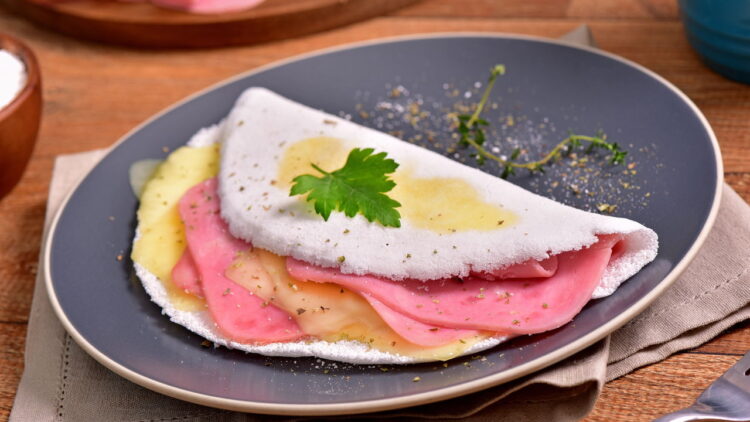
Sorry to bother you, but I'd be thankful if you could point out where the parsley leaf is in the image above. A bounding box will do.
[289,148,402,228]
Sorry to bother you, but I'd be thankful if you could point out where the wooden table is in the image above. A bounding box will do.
[0,0,748,420]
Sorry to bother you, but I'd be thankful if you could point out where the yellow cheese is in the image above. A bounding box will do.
[277,136,516,234]
[131,144,219,311]
[226,249,487,360]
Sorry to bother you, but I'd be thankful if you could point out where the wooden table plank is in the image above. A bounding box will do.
[692,319,750,355]
[396,0,679,20]
[0,323,26,418]
[727,173,750,203]
[588,353,741,421]
[0,0,748,420]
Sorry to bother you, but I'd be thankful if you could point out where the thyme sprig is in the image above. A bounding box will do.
[456,65,627,178]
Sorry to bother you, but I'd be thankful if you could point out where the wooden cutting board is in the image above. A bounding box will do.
[0,0,418,48]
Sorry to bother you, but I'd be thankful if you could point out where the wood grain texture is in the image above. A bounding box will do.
[0,0,748,420]
[588,353,741,421]
[396,0,679,19]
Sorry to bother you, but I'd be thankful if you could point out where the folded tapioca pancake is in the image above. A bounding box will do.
[131,87,658,364]
[219,88,657,296]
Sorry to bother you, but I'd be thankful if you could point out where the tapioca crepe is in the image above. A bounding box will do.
[131,87,658,364]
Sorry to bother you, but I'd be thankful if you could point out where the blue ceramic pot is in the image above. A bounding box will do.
[679,0,750,84]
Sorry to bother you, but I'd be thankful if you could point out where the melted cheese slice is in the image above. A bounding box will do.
[131,144,219,311]
[226,249,487,360]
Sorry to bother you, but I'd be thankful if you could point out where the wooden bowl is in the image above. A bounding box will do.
[0,33,41,199]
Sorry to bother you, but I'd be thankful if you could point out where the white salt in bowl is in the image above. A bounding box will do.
[0,32,41,199]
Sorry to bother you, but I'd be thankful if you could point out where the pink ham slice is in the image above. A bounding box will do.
[174,238,478,348]
[287,235,621,335]
[474,256,558,280]
[174,179,475,348]
[171,250,203,298]
[150,0,265,14]
[178,178,302,344]
[176,243,478,347]
[361,294,481,347]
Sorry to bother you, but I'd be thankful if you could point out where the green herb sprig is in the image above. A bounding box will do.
[457,65,627,178]
[289,148,402,227]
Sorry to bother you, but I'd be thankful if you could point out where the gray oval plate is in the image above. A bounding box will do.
[44,34,721,415]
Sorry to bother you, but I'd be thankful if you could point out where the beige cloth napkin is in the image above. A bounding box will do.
[9,147,750,421]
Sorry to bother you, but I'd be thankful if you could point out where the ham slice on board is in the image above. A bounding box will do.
[122,0,266,14]
[154,0,265,14]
